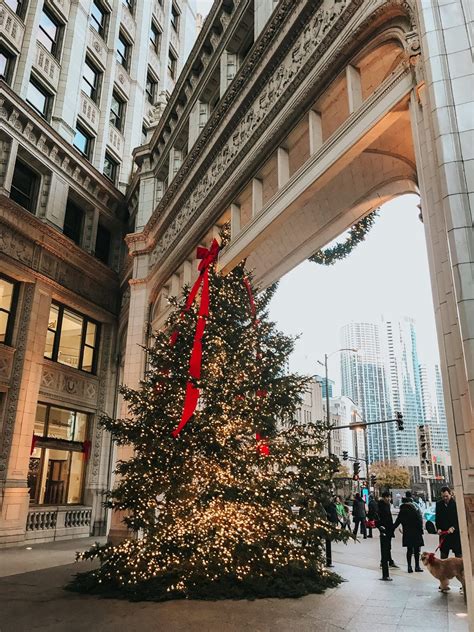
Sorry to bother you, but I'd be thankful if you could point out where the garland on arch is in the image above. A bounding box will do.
[309,210,379,266]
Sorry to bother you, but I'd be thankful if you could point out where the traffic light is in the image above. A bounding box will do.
[352,461,360,480]
[342,450,348,461]
[370,473,377,485]
[396,412,404,431]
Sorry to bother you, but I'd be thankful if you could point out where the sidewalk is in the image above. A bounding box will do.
[0,535,468,632]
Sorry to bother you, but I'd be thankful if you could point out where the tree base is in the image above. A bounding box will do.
[66,565,342,602]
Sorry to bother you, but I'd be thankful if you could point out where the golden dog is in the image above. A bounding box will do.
[420,552,465,595]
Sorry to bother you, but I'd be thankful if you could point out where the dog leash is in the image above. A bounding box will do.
[435,529,450,553]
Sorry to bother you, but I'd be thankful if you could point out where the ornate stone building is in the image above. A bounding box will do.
[118,0,474,614]
[0,0,196,545]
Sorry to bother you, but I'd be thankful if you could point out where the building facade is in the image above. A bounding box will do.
[0,0,196,546]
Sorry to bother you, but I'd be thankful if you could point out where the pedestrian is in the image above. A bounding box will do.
[377,491,395,581]
[435,486,462,559]
[334,495,349,529]
[366,494,378,538]
[324,497,339,567]
[352,492,367,539]
[393,496,424,572]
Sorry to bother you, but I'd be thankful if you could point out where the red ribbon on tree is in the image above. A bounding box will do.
[171,239,220,437]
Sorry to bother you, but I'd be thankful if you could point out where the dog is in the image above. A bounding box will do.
[420,552,465,595]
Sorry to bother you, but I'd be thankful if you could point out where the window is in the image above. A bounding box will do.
[150,21,161,53]
[10,160,39,213]
[82,57,101,104]
[116,31,131,71]
[145,71,157,103]
[110,90,125,132]
[168,48,177,79]
[5,0,25,18]
[0,46,15,84]
[73,123,93,159]
[171,3,180,31]
[44,302,99,372]
[0,275,19,345]
[28,404,89,505]
[94,222,111,264]
[90,0,108,38]
[124,0,134,15]
[141,125,148,144]
[26,76,52,118]
[37,6,62,58]
[63,199,84,245]
[103,153,118,185]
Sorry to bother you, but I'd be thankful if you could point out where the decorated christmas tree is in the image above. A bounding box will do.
[68,237,347,600]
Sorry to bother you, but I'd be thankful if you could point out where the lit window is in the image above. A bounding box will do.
[0,275,19,345]
[150,21,161,53]
[116,31,131,70]
[73,123,94,159]
[26,76,52,118]
[103,153,118,185]
[0,46,15,84]
[28,403,89,505]
[10,160,39,213]
[82,57,101,104]
[90,0,108,38]
[44,302,99,373]
[146,71,157,103]
[63,199,84,245]
[94,222,112,264]
[110,90,126,131]
[37,6,62,58]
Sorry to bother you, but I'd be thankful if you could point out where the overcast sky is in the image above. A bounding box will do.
[196,0,214,16]
[268,194,441,389]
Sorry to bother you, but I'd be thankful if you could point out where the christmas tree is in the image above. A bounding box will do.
[68,238,347,600]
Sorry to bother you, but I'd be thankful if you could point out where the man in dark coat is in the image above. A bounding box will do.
[435,486,462,558]
[324,497,339,567]
[377,491,395,581]
[352,493,367,538]
[393,497,424,572]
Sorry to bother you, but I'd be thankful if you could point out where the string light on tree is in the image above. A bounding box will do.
[68,228,349,601]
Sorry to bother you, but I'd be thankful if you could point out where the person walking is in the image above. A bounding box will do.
[435,486,462,558]
[377,491,395,581]
[334,495,349,529]
[352,493,367,539]
[324,497,339,567]
[393,496,424,572]
[367,494,378,538]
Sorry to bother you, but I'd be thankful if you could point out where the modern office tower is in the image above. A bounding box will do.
[382,316,423,458]
[314,374,335,399]
[0,0,196,547]
[429,364,450,452]
[340,323,394,464]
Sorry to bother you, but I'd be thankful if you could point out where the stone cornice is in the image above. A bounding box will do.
[0,82,126,222]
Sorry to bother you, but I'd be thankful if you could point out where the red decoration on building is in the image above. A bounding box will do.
[82,439,92,462]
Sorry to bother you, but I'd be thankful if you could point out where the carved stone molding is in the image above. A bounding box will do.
[0,284,34,476]
[0,345,15,385]
[39,363,100,409]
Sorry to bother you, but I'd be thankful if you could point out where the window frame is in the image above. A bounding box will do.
[63,198,84,245]
[149,20,161,54]
[0,274,20,346]
[171,3,180,32]
[26,75,53,119]
[82,56,102,104]
[10,159,40,214]
[37,5,63,59]
[102,153,119,185]
[110,90,126,132]
[90,0,108,39]
[0,46,15,84]
[5,0,26,19]
[124,0,135,15]
[94,221,112,264]
[29,402,90,506]
[73,122,94,160]
[145,70,158,104]
[116,30,131,71]
[168,48,177,79]
[45,301,100,374]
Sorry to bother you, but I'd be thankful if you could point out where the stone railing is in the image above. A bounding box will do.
[26,506,92,542]
[108,125,124,159]
[79,91,100,134]
[33,42,61,91]
[0,3,25,52]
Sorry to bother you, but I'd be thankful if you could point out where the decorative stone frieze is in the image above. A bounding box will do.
[33,43,61,92]
[0,345,15,385]
[39,362,99,409]
[79,92,100,134]
[108,126,124,159]
[115,64,131,99]
[0,4,25,53]
[87,27,108,69]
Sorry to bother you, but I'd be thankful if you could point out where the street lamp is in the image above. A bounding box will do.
[317,347,358,456]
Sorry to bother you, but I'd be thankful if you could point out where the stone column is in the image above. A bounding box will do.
[0,281,52,546]
[0,136,18,196]
[108,276,149,544]
[413,0,474,613]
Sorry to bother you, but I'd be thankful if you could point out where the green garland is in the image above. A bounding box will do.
[309,210,379,266]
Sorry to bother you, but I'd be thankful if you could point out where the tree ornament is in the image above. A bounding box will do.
[309,210,378,266]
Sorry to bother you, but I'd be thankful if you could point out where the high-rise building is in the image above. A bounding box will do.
[340,323,394,463]
[314,374,334,399]
[0,0,196,547]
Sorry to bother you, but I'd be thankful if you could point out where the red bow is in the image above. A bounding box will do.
[256,433,270,456]
[171,239,220,437]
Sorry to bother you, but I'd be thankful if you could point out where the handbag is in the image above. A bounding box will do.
[365,519,376,529]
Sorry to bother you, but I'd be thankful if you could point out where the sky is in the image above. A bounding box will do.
[195,1,214,16]
[268,194,441,391]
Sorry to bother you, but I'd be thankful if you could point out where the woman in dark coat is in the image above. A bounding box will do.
[352,493,367,538]
[393,497,424,572]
